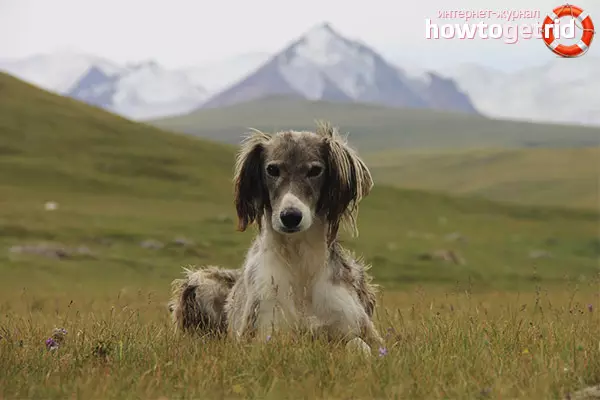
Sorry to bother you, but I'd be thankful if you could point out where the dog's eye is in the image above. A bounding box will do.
[266,164,280,177]
[307,165,323,178]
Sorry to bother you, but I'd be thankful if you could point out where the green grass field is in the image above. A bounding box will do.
[1,73,599,399]
[366,147,600,211]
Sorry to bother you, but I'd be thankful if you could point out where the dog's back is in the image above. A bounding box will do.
[169,266,241,335]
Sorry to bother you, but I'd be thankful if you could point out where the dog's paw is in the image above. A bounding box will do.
[345,337,372,357]
[306,316,324,335]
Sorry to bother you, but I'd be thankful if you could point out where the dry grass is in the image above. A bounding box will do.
[1,285,598,399]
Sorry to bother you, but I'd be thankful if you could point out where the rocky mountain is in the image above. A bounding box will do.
[202,23,477,114]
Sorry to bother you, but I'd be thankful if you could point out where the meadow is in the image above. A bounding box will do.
[152,96,600,210]
[0,73,599,399]
[365,147,600,210]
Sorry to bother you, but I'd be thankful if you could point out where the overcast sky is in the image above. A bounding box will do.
[1,0,599,72]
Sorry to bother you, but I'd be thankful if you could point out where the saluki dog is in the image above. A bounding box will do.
[169,121,382,353]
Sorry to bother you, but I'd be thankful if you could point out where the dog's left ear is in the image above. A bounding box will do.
[233,130,271,232]
[316,122,373,242]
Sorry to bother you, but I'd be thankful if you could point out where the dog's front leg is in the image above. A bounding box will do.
[360,315,384,350]
[234,296,259,339]
[254,298,297,339]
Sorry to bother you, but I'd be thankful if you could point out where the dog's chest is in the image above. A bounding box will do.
[254,249,329,327]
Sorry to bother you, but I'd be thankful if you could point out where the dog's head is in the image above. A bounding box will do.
[233,121,373,242]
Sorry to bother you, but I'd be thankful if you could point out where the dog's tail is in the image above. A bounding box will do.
[168,266,241,336]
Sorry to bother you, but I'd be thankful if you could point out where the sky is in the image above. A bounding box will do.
[1,0,599,72]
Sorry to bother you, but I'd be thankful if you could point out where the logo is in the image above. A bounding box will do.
[542,4,595,57]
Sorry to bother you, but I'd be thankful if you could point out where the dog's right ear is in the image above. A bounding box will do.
[315,121,373,242]
[233,130,271,232]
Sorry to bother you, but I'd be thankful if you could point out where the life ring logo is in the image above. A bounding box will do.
[542,4,595,57]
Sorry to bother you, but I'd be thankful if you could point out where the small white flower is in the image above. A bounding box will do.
[44,201,58,211]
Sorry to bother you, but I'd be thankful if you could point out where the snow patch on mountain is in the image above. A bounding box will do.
[0,50,122,93]
[110,62,207,119]
[282,23,376,99]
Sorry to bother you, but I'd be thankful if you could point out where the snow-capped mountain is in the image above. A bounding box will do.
[0,52,211,120]
[439,57,600,126]
[68,61,209,120]
[2,24,598,126]
[203,23,477,114]
[0,50,274,120]
[0,50,123,93]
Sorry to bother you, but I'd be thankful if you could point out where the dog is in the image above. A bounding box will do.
[169,121,382,353]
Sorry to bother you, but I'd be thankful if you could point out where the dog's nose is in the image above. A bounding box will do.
[280,208,303,229]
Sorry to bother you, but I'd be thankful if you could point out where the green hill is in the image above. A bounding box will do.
[151,96,600,211]
[0,72,234,199]
[151,96,600,152]
[366,147,600,210]
[0,73,598,296]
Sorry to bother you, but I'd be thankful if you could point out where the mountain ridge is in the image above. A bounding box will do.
[202,23,477,114]
[0,22,477,120]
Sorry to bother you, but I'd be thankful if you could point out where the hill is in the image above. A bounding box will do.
[151,96,600,152]
[0,72,598,295]
[366,147,600,211]
[0,71,232,198]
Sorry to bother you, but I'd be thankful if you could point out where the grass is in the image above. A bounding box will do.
[1,288,599,399]
[365,147,600,211]
[150,96,600,152]
[0,72,599,399]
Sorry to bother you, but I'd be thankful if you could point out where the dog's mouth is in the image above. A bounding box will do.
[278,226,301,234]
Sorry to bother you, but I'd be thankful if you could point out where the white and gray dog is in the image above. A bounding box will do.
[169,121,382,352]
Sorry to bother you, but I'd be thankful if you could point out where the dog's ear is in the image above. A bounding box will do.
[316,121,373,242]
[233,130,271,232]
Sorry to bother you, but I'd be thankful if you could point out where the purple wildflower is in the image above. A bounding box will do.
[378,347,388,357]
[45,337,58,351]
[588,304,593,313]
[266,335,271,342]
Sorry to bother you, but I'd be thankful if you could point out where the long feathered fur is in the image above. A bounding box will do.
[314,120,373,242]
[169,266,241,335]
[233,128,271,232]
